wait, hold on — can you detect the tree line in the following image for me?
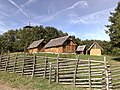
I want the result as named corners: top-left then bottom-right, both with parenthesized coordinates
top-left (0, 25), bottom-right (110, 55)
top-left (0, 26), bottom-right (68, 53)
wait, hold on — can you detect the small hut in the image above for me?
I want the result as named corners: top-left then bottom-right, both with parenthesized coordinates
top-left (87, 42), bottom-right (103, 56)
top-left (44, 36), bottom-right (77, 53)
top-left (76, 45), bottom-right (86, 54)
top-left (27, 39), bottom-right (46, 53)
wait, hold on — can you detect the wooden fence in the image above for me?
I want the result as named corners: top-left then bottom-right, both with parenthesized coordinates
top-left (0, 54), bottom-right (118, 90)
top-left (110, 65), bottom-right (120, 89)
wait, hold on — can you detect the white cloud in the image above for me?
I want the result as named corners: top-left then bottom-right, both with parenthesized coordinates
top-left (0, 21), bottom-right (9, 34)
top-left (34, 15), bottom-right (53, 23)
top-left (67, 0), bottom-right (88, 10)
top-left (0, 28), bottom-right (7, 34)
top-left (79, 27), bottom-right (110, 41)
top-left (35, 0), bottom-right (88, 23)
top-left (0, 16), bottom-right (9, 28)
top-left (68, 31), bottom-right (76, 36)
top-left (0, 12), bottom-right (9, 17)
top-left (21, 0), bottom-right (37, 7)
top-left (54, 0), bottom-right (88, 16)
top-left (80, 33), bottom-right (109, 41)
top-left (8, 0), bottom-right (29, 18)
top-left (70, 7), bottom-right (114, 24)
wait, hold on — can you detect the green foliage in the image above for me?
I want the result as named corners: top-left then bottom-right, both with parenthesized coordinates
top-left (105, 2), bottom-right (120, 55)
top-left (111, 47), bottom-right (120, 56)
top-left (0, 25), bottom-right (68, 53)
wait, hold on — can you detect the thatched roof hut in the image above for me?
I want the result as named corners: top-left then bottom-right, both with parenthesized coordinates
top-left (87, 42), bottom-right (103, 56)
top-left (28, 39), bottom-right (46, 53)
top-left (44, 36), bottom-right (77, 53)
top-left (76, 45), bottom-right (86, 54)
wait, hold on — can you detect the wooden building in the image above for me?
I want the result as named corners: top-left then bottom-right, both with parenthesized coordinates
top-left (76, 45), bottom-right (86, 54)
top-left (27, 39), bottom-right (46, 53)
top-left (87, 42), bottom-right (103, 56)
top-left (44, 36), bottom-right (77, 53)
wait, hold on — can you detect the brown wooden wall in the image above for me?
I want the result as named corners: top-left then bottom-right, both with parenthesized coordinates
top-left (28, 48), bottom-right (45, 53)
top-left (63, 40), bottom-right (76, 53)
top-left (45, 40), bottom-right (77, 53)
top-left (90, 49), bottom-right (101, 56)
top-left (45, 46), bottom-right (63, 53)
top-left (63, 45), bottom-right (76, 53)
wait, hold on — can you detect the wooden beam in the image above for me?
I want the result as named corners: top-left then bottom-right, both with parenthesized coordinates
top-left (73, 55), bottom-right (79, 85)
top-left (13, 53), bottom-right (17, 73)
top-left (49, 62), bottom-right (52, 84)
top-left (88, 58), bottom-right (91, 90)
top-left (43, 54), bottom-right (48, 79)
top-left (32, 53), bottom-right (36, 77)
top-left (5, 54), bottom-right (9, 71)
top-left (56, 54), bottom-right (60, 83)
top-left (22, 54), bottom-right (25, 75)
top-left (104, 56), bottom-right (109, 90)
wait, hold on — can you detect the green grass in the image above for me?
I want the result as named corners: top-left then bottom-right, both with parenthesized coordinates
top-left (33, 52), bottom-right (120, 65)
top-left (0, 72), bottom-right (87, 90)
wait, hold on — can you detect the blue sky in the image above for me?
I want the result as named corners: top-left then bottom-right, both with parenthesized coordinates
top-left (0, 0), bottom-right (119, 40)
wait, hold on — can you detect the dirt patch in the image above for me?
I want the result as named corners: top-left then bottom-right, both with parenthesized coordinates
top-left (0, 83), bottom-right (19, 90)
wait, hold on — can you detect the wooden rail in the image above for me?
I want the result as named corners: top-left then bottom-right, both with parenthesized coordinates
top-left (0, 54), bottom-right (116, 90)
top-left (111, 65), bottom-right (120, 89)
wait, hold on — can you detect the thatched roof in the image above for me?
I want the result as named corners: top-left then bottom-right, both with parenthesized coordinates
top-left (28, 39), bottom-right (44, 49)
top-left (76, 45), bottom-right (86, 51)
top-left (87, 42), bottom-right (103, 51)
top-left (44, 36), bottom-right (70, 48)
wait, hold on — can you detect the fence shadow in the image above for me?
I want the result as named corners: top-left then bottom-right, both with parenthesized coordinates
top-left (112, 57), bottom-right (120, 62)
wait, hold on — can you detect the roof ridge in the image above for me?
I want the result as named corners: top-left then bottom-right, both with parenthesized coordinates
top-left (44, 36), bottom-right (70, 48)
top-left (87, 42), bottom-right (103, 51)
top-left (27, 39), bottom-right (44, 49)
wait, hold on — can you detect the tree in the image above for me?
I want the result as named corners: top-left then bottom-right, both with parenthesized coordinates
top-left (106, 2), bottom-right (120, 48)
top-left (0, 35), bottom-right (2, 54)
top-left (1, 30), bottom-right (16, 52)
top-left (105, 2), bottom-right (120, 55)
top-left (0, 25), bottom-right (68, 53)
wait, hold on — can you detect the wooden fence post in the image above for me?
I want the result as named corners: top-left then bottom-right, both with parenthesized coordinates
top-left (54, 69), bottom-right (56, 82)
top-left (0, 54), bottom-right (2, 67)
top-left (0, 54), bottom-right (2, 70)
top-left (22, 55), bottom-right (25, 75)
top-left (13, 53), bottom-right (17, 73)
top-left (102, 70), bottom-right (105, 90)
top-left (56, 54), bottom-right (60, 83)
top-left (49, 62), bottom-right (52, 84)
top-left (32, 54), bottom-right (36, 77)
top-left (107, 65), bottom-right (112, 89)
top-left (104, 56), bottom-right (109, 90)
top-left (88, 58), bottom-right (91, 90)
top-left (5, 54), bottom-right (9, 71)
top-left (44, 55), bottom-right (48, 79)
top-left (73, 55), bottom-right (79, 85)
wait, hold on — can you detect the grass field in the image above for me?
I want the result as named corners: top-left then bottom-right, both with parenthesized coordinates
top-left (34, 52), bottom-right (120, 65)
top-left (0, 72), bottom-right (88, 90)
top-left (1, 52), bottom-right (120, 90)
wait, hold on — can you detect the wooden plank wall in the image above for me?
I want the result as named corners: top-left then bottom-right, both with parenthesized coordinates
top-left (0, 54), bottom-right (115, 90)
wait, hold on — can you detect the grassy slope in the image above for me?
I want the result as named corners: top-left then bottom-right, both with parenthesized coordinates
top-left (35, 52), bottom-right (120, 65)
top-left (0, 72), bottom-right (87, 90)
top-left (1, 52), bottom-right (120, 90)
